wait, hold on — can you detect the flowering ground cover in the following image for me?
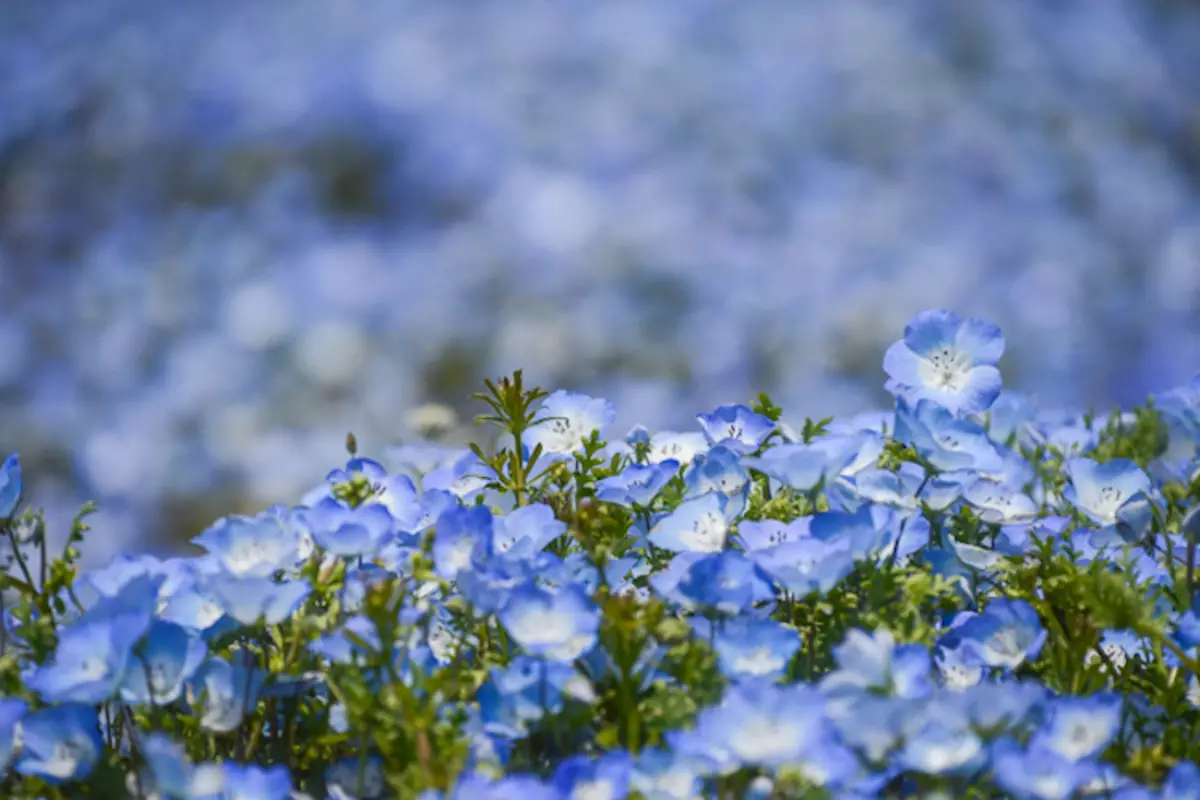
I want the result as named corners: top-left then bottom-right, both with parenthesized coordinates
top-left (3, 309), bottom-right (1200, 798)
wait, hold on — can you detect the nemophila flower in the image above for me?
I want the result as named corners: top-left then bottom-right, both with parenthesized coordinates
top-left (0, 698), bottom-right (26, 773)
top-left (326, 755), bottom-right (387, 800)
top-left (477, 656), bottom-right (596, 739)
top-left (137, 733), bottom-right (193, 798)
top-left (121, 619), bottom-right (207, 705)
top-left (424, 451), bottom-right (497, 500)
top-left (14, 704), bottom-right (102, 785)
top-left (956, 679), bottom-right (1047, 738)
top-left (365, 470), bottom-right (426, 532)
top-left (933, 639), bottom-right (984, 691)
top-left (451, 772), bottom-right (559, 800)
top-left (629, 749), bottom-right (701, 800)
top-left (988, 391), bottom-right (1039, 448)
top-left (1157, 374), bottom-right (1200, 436)
top-left (741, 442), bottom-right (831, 493)
top-left (693, 680), bottom-right (829, 768)
top-left (492, 502), bottom-right (565, 558)
top-left (824, 694), bottom-right (908, 765)
top-left (647, 431), bottom-right (710, 465)
top-left (810, 505), bottom-right (929, 564)
top-left (595, 460), bottom-right (680, 507)
top-left (894, 398), bottom-right (1004, 473)
top-left (849, 464), bottom-right (925, 512)
top-left (0, 452), bottom-right (20, 518)
top-left (704, 616), bottom-right (800, 681)
top-left (206, 575), bottom-right (311, 625)
top-left (736, 516), bottom-right (812, 550)
top-left (217, 763), bottom-right (294, 800)
top-left (672, 550), bottom-right (775, 615)
top-left (821, 627), bottom-right (932, 699)
top-left (748, 537), bottom-right (855, 597)
top-left (883, 309), bottom-right (1004, 415)
top-left (498, 582), bottom-right (599, 662)
top-left (432, 503), bottom-right (495, 580)
top-left (696, 404), bottom-right (776, 455)
top-left (553, 751), bottom-right (633, 800)
top-left (1063, 457), bottom-right (1154, 543)
top-left (26, 611), bottom-right (147, 703)
top-left (1030, 692), bottom-right (1122, 762)
top-left (1165, 761), bottom-right (1200, 800)
top-left (683, 444), bottom-right (749, 502)
top-left (895, 698), bottom-right (985, 776)
top-left (192, 512), bottom-right (306, 578)
top-left (648, 491), bottom-right (731, 553)
top-left (990, 738), bottom-right (1098, 800)
top-left (525, 390), bottom-right (617, 457)
top-left (187, 657), bottom-right (266, 733)
top-left (307, 495), bottom-right (397, 558)
top-left (963, 478), bottom-right (1038, 524)
top-left (950, 598), bottom-right (1047, 671)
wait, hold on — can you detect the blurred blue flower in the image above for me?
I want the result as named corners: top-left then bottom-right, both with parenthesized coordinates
top-left (121, 619), bottom-right (208, 705)
top-left (498, 581), bottom-right (599, 662)
top-left (0, 453), bottom-right (20, 518)
top-left (14, 704), bottom-right (102, 785)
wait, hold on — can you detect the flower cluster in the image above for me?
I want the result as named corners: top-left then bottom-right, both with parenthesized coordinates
top-left (4, 2), bottom-right (1200, 553)
top-left (3, 309), bottom-right (1200, 798)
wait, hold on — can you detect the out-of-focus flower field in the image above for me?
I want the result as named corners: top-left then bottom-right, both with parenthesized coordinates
top-left (2, 1), bottom-right (1199, 555)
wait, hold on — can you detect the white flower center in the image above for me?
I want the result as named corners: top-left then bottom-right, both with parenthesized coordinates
top-left (684, 511), bottom-right (727, 552)
top-left (919, 347), bottom-right (972, 392)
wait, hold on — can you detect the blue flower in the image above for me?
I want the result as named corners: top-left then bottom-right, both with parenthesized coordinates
top-left (706, 616), bottom-right (800, 681)
top-left (647, 431), bottom-right (710, 465)
top-left (0, 698), bottom-right (26, 774)
top-left (990, 738), bottom-right (1097, 800)
top-left (894, 398), bottom-right (1004, 473)
top-left (1165, 761), bottom-right (1200, 800)
top-left (692, 680), bottom-right (829, 768)
top-left (498, 581), bottom-right (599, 662)
top-left (672, 550), bottom-right (775, 615)
top-left (630, 749), bottom-right (701, 800)
top-left (648, 491), bottom-right (731, 553)
top-left (451, 773), bottom-right (560, 800)
top-left (187, 657), bottom-right (266, 733)
top-left (1063, 457), bottom-right (1154, 542)
top-left (695, 404), bottom-right (776, 455)
top-left (26, 612), bottom-right (147, 704)
top-left (433, 504), bottom-right (495, 580)
top-left (192, 511), bottom-right (307, 578)
top-left (736, 516), bottom-right (812, 550)
top-left (1030, 692), bottom-right (1123, 762)
top-left (525, 390), bottom-right (617, 457)
top-left (121, 619), bottom-right (208, 705)
top-left (206, 575), bottom-right (311, 626)
top-left (950, 598), bottom-right (1047, 671)
top-left (682, 444), bottom-right (750, 515)
top-left (883, 309), bottom-right (1004, 415)
top-left (595, 460), bottom-right (679, 508)
top-left (137, 733), bottom-right (194, 798)
top-left (820, 627), bottom-right (932, 699)
top-left (307, 495), bottom-right (397, 558)
top-left (477, 656), bottom-right (596, 739)
top-left (0, 453), bottom-right (20, 518)
top-left (220, 762), bottom-right (294, 800)
top-left (895, 697), bottom-right (984, 776)
top-left (14, 704), bottom-right (102, 785)
top-left (553, 751), bottom-right (633, 800)
top-left (747, 538), bottom-right (855, 597)
top-left (492, 503), bottom-right (566, 558)
top-left (740, 442), bottom-right (831, 493)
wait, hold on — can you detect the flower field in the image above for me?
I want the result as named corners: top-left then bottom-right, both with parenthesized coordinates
top-left (2, 310), bottom-right (1200, 798)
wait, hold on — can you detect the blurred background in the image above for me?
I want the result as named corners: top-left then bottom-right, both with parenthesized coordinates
top-left (2, 1), bottom-right (1199, 559)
